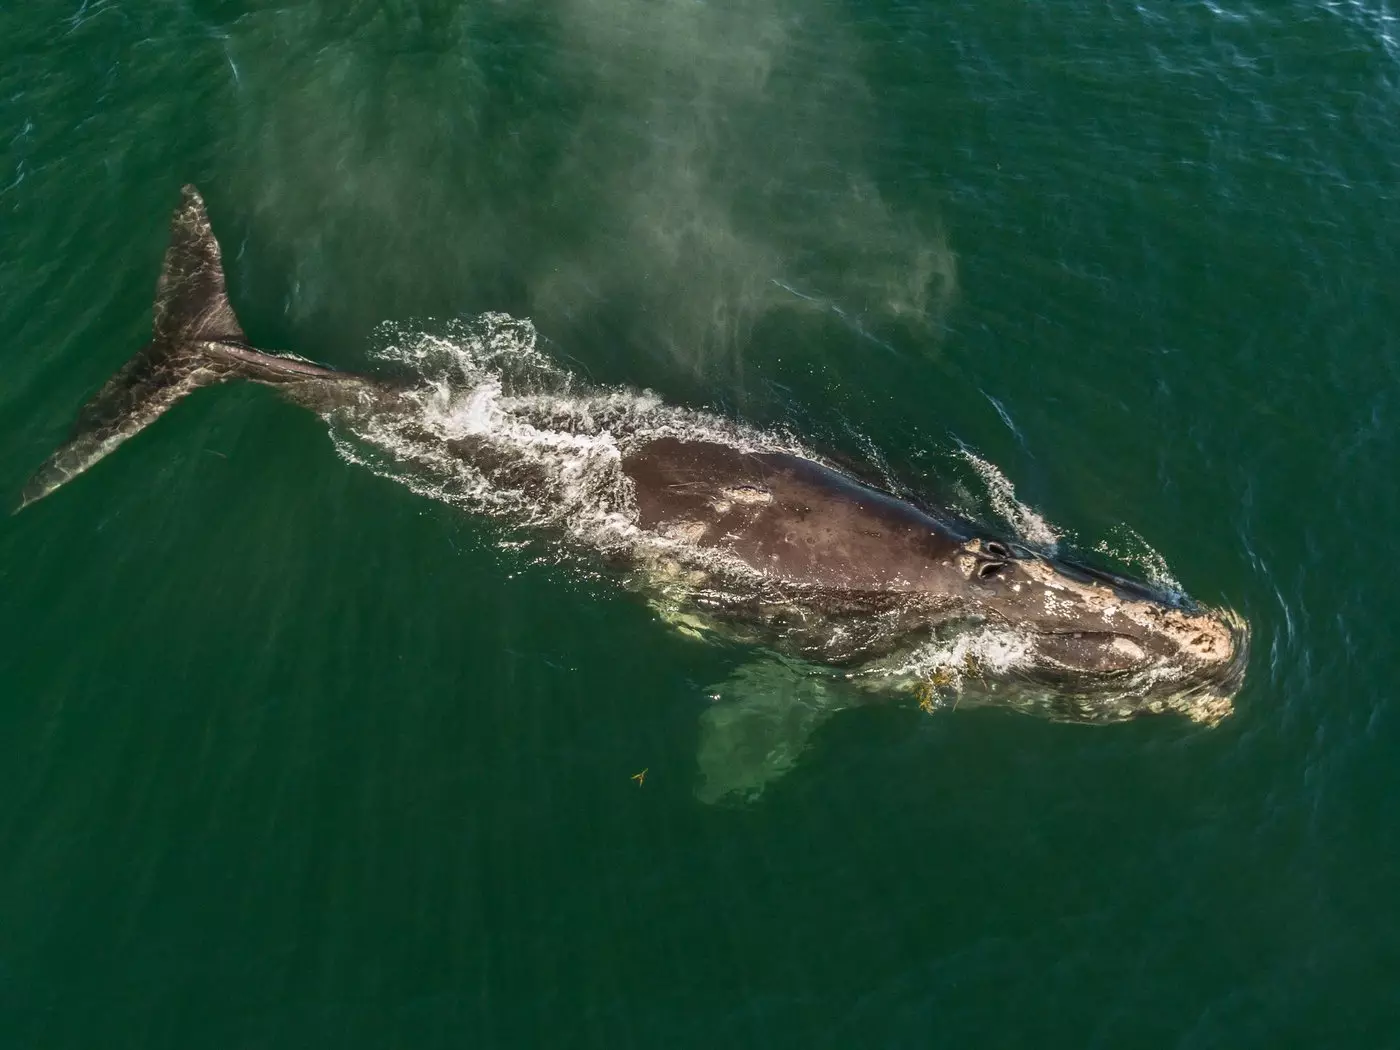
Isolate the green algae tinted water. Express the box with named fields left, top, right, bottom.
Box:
left=3, top=0, right=1400, bottom=1045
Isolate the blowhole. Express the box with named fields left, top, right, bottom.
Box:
left=977, top=560, right=1007, bottom=580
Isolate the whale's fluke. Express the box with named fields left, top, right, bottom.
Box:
left=153, top=184, right=247, bottom=348
left=17, top=186, right=246, bottom=510
left=18, top=186, right=360, bottom=511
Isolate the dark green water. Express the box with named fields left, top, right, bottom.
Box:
left=4, top=0, right=1399, bottom=1045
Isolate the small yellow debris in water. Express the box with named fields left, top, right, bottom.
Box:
left=632, top=768, right=648, bottom=786
left=917, top=668, right=965, bottom=714
left=915, top=681, right=940, bottom=714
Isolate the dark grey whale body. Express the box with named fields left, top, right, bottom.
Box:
left=20, top=188, right=1248, bottom=798
left=627, top=438, right=968, bottom=592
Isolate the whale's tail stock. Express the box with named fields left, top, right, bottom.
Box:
left=18, top=186, right=363, bottom=511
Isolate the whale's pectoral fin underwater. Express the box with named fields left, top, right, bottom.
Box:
left=695, top=658, right=851, bottom=805
left=18, top=186, right=365, bottom=511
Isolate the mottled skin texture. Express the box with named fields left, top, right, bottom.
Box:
left=620, top=437, right=1246, bottom=720
left=21, top=186, right=1248, bottom=726
left=625, top=438, right=968, bottom=591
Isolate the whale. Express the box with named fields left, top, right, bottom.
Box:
left=19, top=187, right=1249, bottom=801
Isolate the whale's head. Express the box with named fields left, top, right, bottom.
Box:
left=948, top=538, right=1249, bottom=724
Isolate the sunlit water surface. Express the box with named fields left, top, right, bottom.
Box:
left=2, top=0, right=1399, bottom=1045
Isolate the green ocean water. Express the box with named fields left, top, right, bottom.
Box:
left=3, top=0, right=1399, bottom=1045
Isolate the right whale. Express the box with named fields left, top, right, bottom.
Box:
left=19, top=187, right=1249, bottom=801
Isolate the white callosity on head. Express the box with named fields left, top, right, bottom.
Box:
left=1016, top=557, right=1236, bottom=664
left=1111, top=637, right=1146, bottom=661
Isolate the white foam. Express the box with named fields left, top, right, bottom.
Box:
left=1092, top=525, right=1184, bottom=597
left=957, top=448, right=1061, bottom=550
left=868, top=623, right=1037, bottom=685
left=326, top=313, right=813, bottom=565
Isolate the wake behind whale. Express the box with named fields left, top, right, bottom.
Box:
left=332, top=312, right=812, bottom=556
left=19, top=187, right=1249, bottom=802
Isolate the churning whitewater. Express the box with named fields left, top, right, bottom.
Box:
left=333, top=312, right=813, bottom=556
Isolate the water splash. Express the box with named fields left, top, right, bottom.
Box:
left=956, top=449, right=1061, bottom=550
left=854, top=623, right=1037, bottom=692
left=1093, top=524, right=1184, bottom=597
left=327, top=313, right=813, bottom=566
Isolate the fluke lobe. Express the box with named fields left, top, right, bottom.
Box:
left=19, top=187, right=1248, bottom=801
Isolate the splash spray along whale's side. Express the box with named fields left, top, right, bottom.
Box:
left=20, top=188, right=1248, bottom=801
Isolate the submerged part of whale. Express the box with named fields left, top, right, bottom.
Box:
left=20, top=187, right=1249, bottom=802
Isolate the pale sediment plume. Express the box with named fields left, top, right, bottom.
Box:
left=228, top=0, right=957, bottom=380
left=537, top=0, right=958, bottom=381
